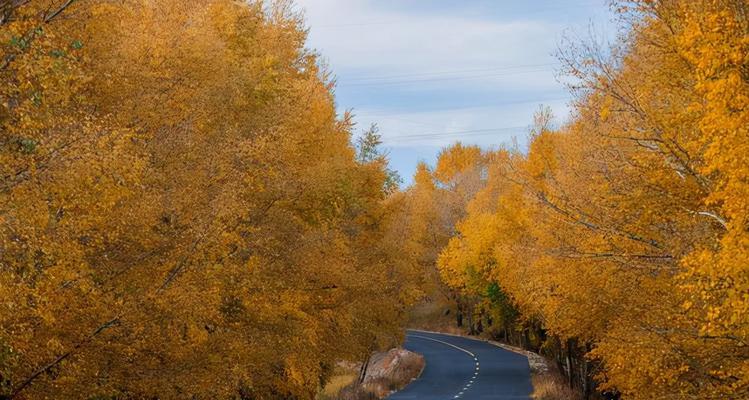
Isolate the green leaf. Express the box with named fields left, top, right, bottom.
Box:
left=31, top=92, right=42, bottom=107
left=9, top=36, right=28, bottom=49
left=19, top=138, right=37, bottom=154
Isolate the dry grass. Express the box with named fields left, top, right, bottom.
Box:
left=318, top=364, right=359, bottom=400
left=407, top=297, right=468, bottom=336
left=532, top=371, right=583, bottom=400
left=371, top=351, right=425, bottom=394
left=328, top=350, right=425, bottom=400
left=336, top=385, right=378, bottom=400
left=320, top=373, right=358, bottom=398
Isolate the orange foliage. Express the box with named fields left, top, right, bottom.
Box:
left=0, top=1, right=420, bottom=398
left=435, top=1, right=749, bottom=398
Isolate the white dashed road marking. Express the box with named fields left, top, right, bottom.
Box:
left=409, top=334, right=479, bottom=399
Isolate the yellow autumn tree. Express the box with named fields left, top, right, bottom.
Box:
left=432, top=1, right=748, bottom=398
left=1, top=1, right=420, bottom=399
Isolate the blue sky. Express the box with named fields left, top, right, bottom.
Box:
left=294, top=0, right=618, bottom=185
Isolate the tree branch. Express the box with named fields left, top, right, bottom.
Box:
left=0, top=0, right=77, bottom=71
left=9, top=316, right=120, bottom=399
left=696, top=211, right=728, bottom=230
left=44, top=0, right=75, bottom=23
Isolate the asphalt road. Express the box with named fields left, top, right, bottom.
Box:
left=388, top=330, right=532, bottom=400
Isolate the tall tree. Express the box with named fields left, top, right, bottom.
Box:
left=0, top=1, right=420, bottom=398
left=430, top=1, right=749, bottom=398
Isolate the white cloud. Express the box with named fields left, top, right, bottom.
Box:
left=292, top=0, right=612, bottom=180
left=353, top=98, right=571, bottom=149
left=295, top=0, right=562, bottom=75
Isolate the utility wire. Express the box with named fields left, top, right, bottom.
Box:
left=381, top=126, right=529, bottom=143
left=314, top=3, right=602, bottom=29
left=341, top=63, right=557, bottom=83
left=338, top=67, right=553, bottom=87
left=354, top=96, right=569, bottom=117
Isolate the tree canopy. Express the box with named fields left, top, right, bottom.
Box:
left=0, top=1, right=421, bottom=398
left=426, top=1, right=748, bottom=398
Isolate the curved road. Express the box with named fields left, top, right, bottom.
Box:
left=389, top=330, right=532, bottom=399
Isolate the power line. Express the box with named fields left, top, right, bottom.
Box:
left=338, top=67, right=554, bottom=87
left=341, top=63, right=557, bottom=83
left=314, top=3, right=602, bottom=29
left=352, top=96, right=569, bottom=117
left=367, top=115, right=445, bottom=130
left=381, top=126, right=529, bottom=143
left=316, top=21, right=396, bottom=28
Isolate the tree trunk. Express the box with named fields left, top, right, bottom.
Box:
left=582, top=342, right=593, bottom=399
left=358, top=354, right=371, bottom=384
left=468, top=310, right=475, bottom=335
left=566, top=338, right=574, bottom=388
